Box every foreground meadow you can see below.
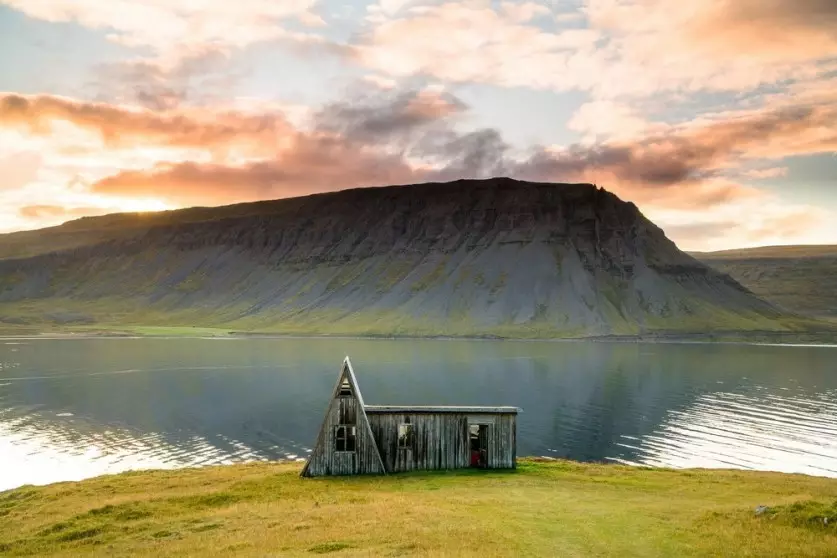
[1,459,835,557]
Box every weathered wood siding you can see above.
[306,396,385,477]
[367,412,516,473]
[301,357,518,477]
[302,395,385,477]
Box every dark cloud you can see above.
[92,47,240,110]
[512,103,837,198]
[87,89,502,204]
[420,128,512,182]
[86,88,837,209]
[714,0,837,36]
[315,89,466,145]
[8,84,835,212]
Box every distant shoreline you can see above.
[2,327,837,346]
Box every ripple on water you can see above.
[0,413,312,491]
[612,390,837,477]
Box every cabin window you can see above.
[397,423,413,450]
[338,378,352,396]
[334,425,356,452]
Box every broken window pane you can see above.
[335,425,356,452]
[398,423,413,449]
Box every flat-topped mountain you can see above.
[0,178,804,337]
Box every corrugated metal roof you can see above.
[364,405,520,414]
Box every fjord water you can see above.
[1,337,835,490]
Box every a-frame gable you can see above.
[300,357,386,477]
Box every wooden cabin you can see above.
[301,357,520,477]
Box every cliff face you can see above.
[0,178,787,336]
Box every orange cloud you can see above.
[91,138,421,206]
[517,101,837,189]
[350,0,837,98]
[584,0,837,96]
[18,205,105,219]
[56,84,833,213]
[589,0,837,62]
[3,86,835,247]
[0,93,295,156]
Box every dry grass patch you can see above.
[0,461,836,557]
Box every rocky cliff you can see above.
[0,178,794,337]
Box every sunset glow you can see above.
[1,0,835,249]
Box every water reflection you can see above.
[615,390,837,476]
[0,338,835,490]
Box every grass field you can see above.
[1,460,835,557]
[692,245,837,259]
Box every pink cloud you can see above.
[349,2,602,90]
[2,0,325,54]
[349,0,837,98]
[741,167,789,180]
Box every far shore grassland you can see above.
[2,320,837,345]
[0,459,836,557]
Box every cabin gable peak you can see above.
[300,357,385,477]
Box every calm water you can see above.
[1,337,835,490]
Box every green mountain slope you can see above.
[694,246,837,322]
[0,178,818,338]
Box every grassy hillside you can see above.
[695,245,837,322]
[1,460,836,557]
[693,245,837,259]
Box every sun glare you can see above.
[108,197,174,214]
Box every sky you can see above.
[0,0,836,251]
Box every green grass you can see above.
[2,286,836,342]
[410,258,449,293]
[92,326,234,337]
[695,245,837,321]
[0,460,836,557]
[692,245,837,259]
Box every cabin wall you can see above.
[302,395,384,477]
[367,412,516,473]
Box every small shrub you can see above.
[82,502,152,521]
[191,523,222,533]
[760,500,837,530]
[56,527,103,542]
[174,492,240,510]
[38,522,72,536]
[308,541,353,554]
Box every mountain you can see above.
[0,178,816,338]
[694,245,837,323]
